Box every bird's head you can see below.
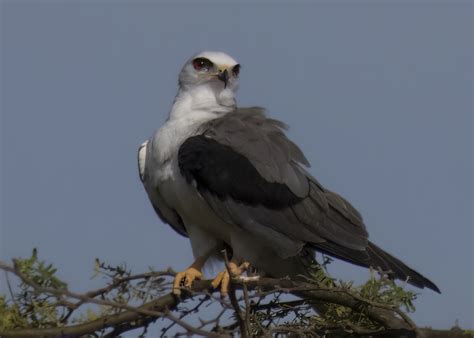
[178,51,241,94]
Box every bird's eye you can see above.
[232,64,241,77]
[193,58,213,72]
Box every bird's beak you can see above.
[217,69,229,88]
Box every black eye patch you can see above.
[193,58,214,72]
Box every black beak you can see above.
[217,69,229,88]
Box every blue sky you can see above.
[1,0,472,331]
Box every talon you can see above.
[173,267,202,295]
[211,271,225,289]
[240,262,250,270]
[211,261,251,297]
[221,270,230,297]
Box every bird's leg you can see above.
[211,260,251,297]
[173,255,208,296]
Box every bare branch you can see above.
[0,259,421,337]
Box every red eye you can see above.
[193,57,213,72]
[232,64,241,76]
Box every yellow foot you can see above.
[173,267,203,296]
[211,261,250,297]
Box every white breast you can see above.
[145,83,236,259]
[146,115,234,258]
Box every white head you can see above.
[168,52,241,120]
[178,51,241,94]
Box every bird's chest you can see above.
[148,121,233,244]
[149,124,198,211]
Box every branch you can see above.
[0,273,416,337]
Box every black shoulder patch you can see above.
[178,135,302,209]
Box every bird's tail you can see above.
[313,241,440,293]
[365,242,440,293]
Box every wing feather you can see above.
[174,107,439,292]
[138,140,188,237]
[178,107,368,252]
[203,107,310,196]
[138,141,148,182]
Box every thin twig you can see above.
[4,271,18,308]
[242,283,252,336]
[222,250,247,338]
[0,259,418,338]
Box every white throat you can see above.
[168,84,236,122]
[151,84,237,171]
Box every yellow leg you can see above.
[173,255,208,296]
[211,261,250,297]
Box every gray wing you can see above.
[138,141,188,237]
[177,108,441,293]
[178,107,368,258]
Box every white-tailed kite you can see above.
[138,51,439,295]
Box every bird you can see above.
[138,51,440,296]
